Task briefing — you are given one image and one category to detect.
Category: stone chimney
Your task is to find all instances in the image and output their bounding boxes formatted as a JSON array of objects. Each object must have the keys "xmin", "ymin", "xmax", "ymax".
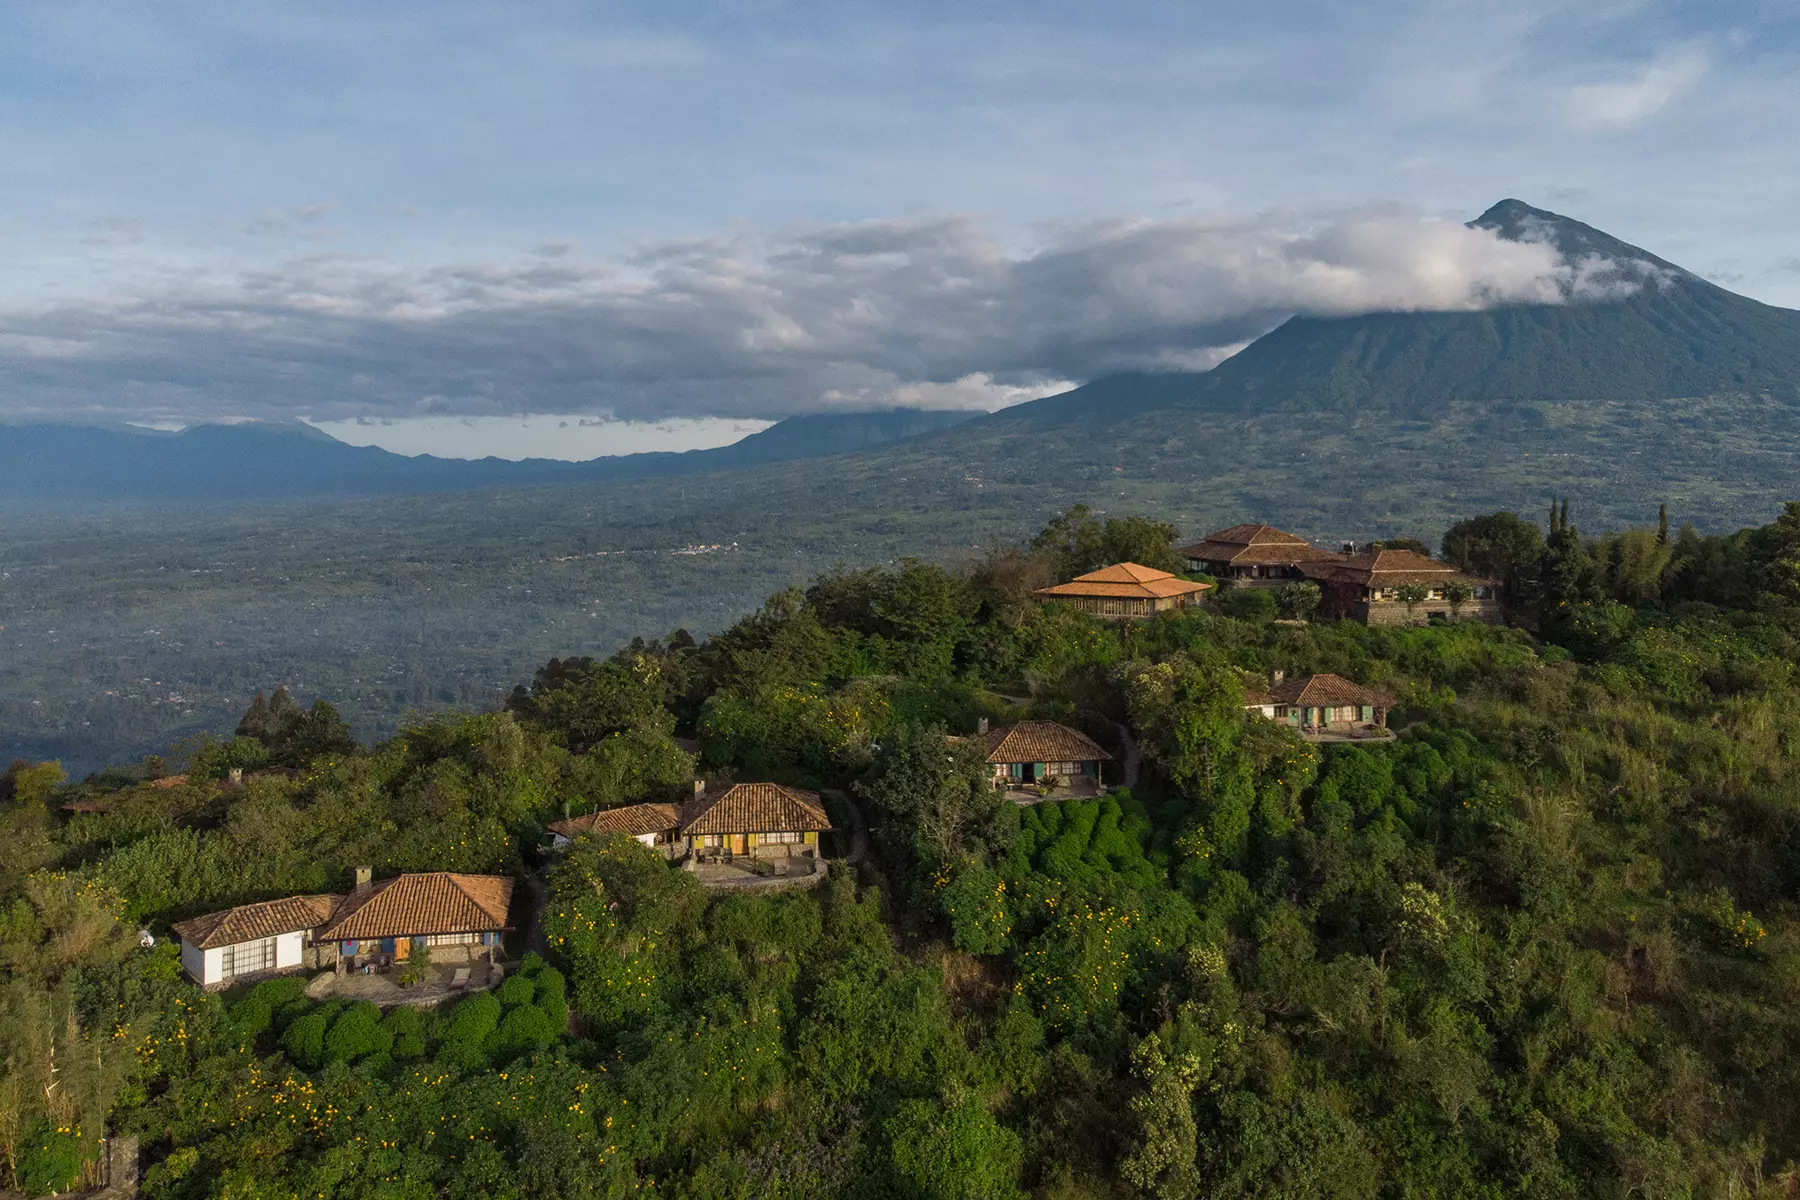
[
  {"xmin": 693, "ymin": 778, "xmax": 707, "ymax": 798},
  {"xmin": 1341, "ymin": 542, "xmax": 1355, "ymax": 555},
  {"xmin": 353, "ymin": 865, "xmax": 372, "ymax": 891},
  {"xmin": 1270, "ymin": 668, "xmax": 1285, "ymax": 685},
  {"xmin": 227, "ymin": 766, "xmax": 244, "ymax": 785},
  {"xmin": 977, "ymin": 716, "xmax": 989, "ymax": 735}
]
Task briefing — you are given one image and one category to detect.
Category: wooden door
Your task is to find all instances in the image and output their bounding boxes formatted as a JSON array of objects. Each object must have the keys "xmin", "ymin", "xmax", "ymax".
[
  {"xmin": 394, "ymin": 938, "xmax": 410, "ymax": 961},
  {"xmin": 732, "ymin": 834, "xmax": 749, "ymax": 856}
]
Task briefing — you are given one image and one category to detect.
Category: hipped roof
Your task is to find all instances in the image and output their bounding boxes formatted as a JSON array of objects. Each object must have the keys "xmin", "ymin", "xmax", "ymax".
[
  {"xmin": 678, "ymin": 782, "xmax": 832, "ymax": 836},
  {"xmin": 317, "ymin": 873, "xmax": 513, "ymax": 941},
  {"xmin": 1177, "ymin": 523, "xmax": 1346, "ymax": 567},
  {"xmin": 1034, "ymin": 562, "xmax": 1213, "ymax": 600},
  {"xmin": 1302, "ymin": 548, "xmax": 1492, "ymax": 588},
  {"xmin": 983, "ymin": 721, "xmax": 1112, "ymax": 764},
  {"xmin": 171, "ymin": 894, "xmax": 341, "ymax": 950},
  {"xmin": 1244, "ymin": 673, "xmax": 1393, "ymax": 708},
  {"xmin": 549, "ymin": 802, "xmax": 681, "ymax": 839}
]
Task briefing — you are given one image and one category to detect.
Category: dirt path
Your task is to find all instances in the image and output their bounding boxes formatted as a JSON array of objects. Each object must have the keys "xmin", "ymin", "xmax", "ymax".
[
  {"xmin": 823, "ymin": 788, "xmax": 869, "ymax": 865},
  {"xmin": 520, "ymin": 871, "xmax": 551, "ymax": 958},
  {"xmin": 1111, "ymin": 720, "xmax": 1142, "ymax": 789}
]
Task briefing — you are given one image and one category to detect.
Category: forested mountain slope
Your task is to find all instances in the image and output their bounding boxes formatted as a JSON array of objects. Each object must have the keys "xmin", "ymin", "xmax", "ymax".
[{"xmin": 7, "ymin": 503, "xmax": 1800, "ymax": 1196}]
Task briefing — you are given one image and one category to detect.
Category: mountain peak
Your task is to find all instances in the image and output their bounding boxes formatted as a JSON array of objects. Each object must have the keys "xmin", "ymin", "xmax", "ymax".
[{"xmin": 1470, "ymin": 198, "xmax": 1684, "ymax": 281}]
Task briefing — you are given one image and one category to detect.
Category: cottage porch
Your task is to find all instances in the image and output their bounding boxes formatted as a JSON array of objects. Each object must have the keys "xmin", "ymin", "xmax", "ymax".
[{"xmin": 305, "ymin": 959, "xmax": 507, "ymax": 1007}]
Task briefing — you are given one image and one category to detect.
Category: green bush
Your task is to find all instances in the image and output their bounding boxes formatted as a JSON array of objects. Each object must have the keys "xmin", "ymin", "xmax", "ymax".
[
  {"xmin": 444, "ymin": 990, "xmax": 502, "ymax": 1048},
  {"xmin": 324, "ymin": 1001, "xmax": 392, "ymax": 1064},
  {"xmin": 382, "ymin": 1005, "xmax": 429, "ymax": 1060},
  {"xmin": 228, "ymin": 994, "xmax": 274, "ymax": 1041},
  {"xmin": 495, "ymin": 972, "xmax": 537, "ymax": 1008},
  {"xmin": 280, "ymin": 1010, "xmax": 328, "ymax": 1068},
  {"xmin": 18, "ymin": 1123, "xmax": 91, "ymax": 1196},
  {"xmin": 483, "ymin": 1003, "xmax": 557, "ymax": 1058}
]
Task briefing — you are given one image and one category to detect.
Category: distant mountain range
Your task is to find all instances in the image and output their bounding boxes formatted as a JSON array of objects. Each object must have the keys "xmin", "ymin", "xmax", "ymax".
[{"xmin": 0, "ymin": 408, "xmax": 976, "ymax": 505}]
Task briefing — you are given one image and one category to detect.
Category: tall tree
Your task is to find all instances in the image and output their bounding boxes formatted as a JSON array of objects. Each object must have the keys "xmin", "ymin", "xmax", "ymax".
[{"xmin": 1440, "ymin": 511, "xmax": 1545, "ymax": 603}]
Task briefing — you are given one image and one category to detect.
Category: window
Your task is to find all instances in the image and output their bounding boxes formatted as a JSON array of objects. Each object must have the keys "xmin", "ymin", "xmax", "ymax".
[
  {"xmin": 702, "ymin": 834, "xmax": 723, "ymax": 848},
  {"xmin": 222, "ymin": 937, "xmax": 276, "ymax": 979},
  {"xmin": 425, "ymin": 932, "xmax": 479, "ymax": 947},
  {"xmin": 761, "ymin": 831, "xmax": 800, "ymax": 844}
]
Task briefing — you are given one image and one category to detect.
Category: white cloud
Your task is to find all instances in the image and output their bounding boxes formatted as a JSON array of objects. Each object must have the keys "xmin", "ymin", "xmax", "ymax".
[
  {"xmin": 1566, "ymin": 50, "xmax": 1709, "ymax": 130},
  {"xmin": 0, "ymin": 203, "xmax": 1640, "ymax": 425}
]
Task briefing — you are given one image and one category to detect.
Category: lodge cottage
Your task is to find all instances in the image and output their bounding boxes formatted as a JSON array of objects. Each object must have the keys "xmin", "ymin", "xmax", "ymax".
[
  {"xmin": 979, "ymin": 719, "xmax": 1112, "ymax": 788},
  {"xmin": 1033, "ymin": 562, "xmax": 1211, "ymax": 619},
  {"xmin": 171, "ymin": 894, "xmax": 339, "ymax": 988},
  {"xmin": 678, "ymin": 781, "xmax": 832, "ymax": 861},
  {"xmin": 170, "ymin": 870, "xmax": 515, "ymax": 987},
  {"xmin": 1243, "ymin": 672, "xmax": 1392, "ymax": 738},
  {"xmin": 1178, "ymin": 523, "xmax": 1345, "ymax": 586},
  {"xmin": 549, "ymin": 781, "xmax": 832, "ymax": 864},
  {"xmin": 548, "ymin": 801, "xmax": 681, "ymax": 851},
  {"xmin": 315, "ymin": 871, "xmax": 514, "ymax": 975},
  {"xmin": 1301, "ymin": 548, "xmax": 1500, "ymax": 626}
]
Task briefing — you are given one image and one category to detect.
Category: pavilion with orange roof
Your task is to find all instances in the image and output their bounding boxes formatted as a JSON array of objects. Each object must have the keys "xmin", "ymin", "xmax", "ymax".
[{"xmin": 1032, "ymin": 562, "xmax": 1211, "ymax": 619}]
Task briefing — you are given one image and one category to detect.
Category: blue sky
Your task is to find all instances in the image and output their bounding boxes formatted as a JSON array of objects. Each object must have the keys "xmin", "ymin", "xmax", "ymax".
[{"xmin": 2, "ymin": 1, "xmax": 1796, "ymax": 454}]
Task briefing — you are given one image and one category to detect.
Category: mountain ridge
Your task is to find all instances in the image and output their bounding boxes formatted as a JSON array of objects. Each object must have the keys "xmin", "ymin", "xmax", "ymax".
[{"xmin": 0, "ymin": 407, "xmax": 977, "ymax": 505}]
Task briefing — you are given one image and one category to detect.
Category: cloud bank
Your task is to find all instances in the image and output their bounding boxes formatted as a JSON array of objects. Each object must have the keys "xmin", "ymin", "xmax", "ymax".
[{"xmin": 0, "ymin": 205, "xmax": 1634, "ymax": 424}]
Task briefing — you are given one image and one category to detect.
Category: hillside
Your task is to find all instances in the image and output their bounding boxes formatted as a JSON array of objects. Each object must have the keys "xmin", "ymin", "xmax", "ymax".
[{"xmin": 0, "ymin": 407, "xmax": 975, "ymax": 505}]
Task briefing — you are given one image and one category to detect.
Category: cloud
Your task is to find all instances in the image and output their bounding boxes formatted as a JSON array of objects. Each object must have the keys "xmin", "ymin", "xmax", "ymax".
[
  {"xmin": 1565, "ymin": 50, "xmax": 1708, "ymax": 130},
  {"xmin": 0, "ymin": 204, "xmax": 1632, "ymax": 425}
]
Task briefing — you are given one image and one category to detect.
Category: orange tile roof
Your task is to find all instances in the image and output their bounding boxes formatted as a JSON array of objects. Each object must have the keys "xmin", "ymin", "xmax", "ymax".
[
  {"xmin": 1033, "ymin": 562, "xmax": 1212, "ymax": 600},
  {"xmin": 1177, "ymin": 523, "xmax": 1345, "ymax": 567},
  {"xmin": 317, "ymin": 873, "xmax": 513, "ymax": 941},
  {"xmin": 1302, "ymin": 548, "xmax": 1492, "ymax": 588},
  {"xmin": 679, "ymin": 782, "xmax": 832, "ymax": 835},
  {"xmin": 983, "ymin": 721, "xmax": 1112, "ymax": 764},
  {"xmin": 171, "ymin": 894, "xmax": 341, "ymax": 950},
  {"xmin": 549, "ymin": 802, "xmax": 680, "ymax": 839},
  {"xmin": 1243, "ymin": 673, "xmax": 1392, "ymax": 708}
]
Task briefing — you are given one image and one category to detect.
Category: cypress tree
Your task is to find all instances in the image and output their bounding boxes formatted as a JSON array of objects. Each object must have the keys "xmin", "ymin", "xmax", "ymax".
[{"xmin": 1658, "ymin": 503, "xmax": 1669, "ymax": 546}]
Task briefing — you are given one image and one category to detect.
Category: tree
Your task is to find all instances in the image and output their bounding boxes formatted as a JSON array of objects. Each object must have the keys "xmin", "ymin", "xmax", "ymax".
[
  {"xmin": 857, "ymin": 724, "xmax": 1014, "ymax": 884},
  {"xmin": 1122, "ymin": 1037, "xmax": 1203, "ymax": 1200},
  {"xmin": 507, "ymin": 655, "xmax": 674, "ymax": 752},
  {"xmin": 1032, "ymin": 505, "xmax": 1182, "ymax": 578},
  {"xmin": 1394, "ymin": 583, "xmax": 1429, "ymax": 621},
  {"xmin": 233, "ymin": 688, "xmax": 355, "ymax": 767},
  {"xmin": 1440, "ymin": 512, "xmax": 1545, "ymax": 603},
  {"xmin": 1594, "ymin": 528, "xmax": 1671, "ymax": 606},
  {"xmin": 1274, "ymin": 581, "xmax": 1321, "ymax": 621},
  {"xmin": 1444, "ymin": 580, "xmax": 1473, "ymax": 621},
  {"xmin": 886, "ymin": 1088, "xmax": 1025, "ymax": 1200}
]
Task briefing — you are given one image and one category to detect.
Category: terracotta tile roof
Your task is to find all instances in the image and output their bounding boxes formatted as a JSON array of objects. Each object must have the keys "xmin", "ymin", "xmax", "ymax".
[
  {"xmin": 1177, "ymin": 523, "xmax": 1346, "ymax": 567},
  {"xmin": 549, "ymin": 802, "xmax": 680, "ymax": 839},
  {"xmin": 317, "ymin": 873, "xmax": 514, "ymax": 941},
  {"xmin": 1302, "ymin": 548, "xmax": 1492, "ymax": 589},
  {"xmin": 679, "ymin": 782, "xmax": 832, "ymax": 835},
  {"xmin": 148, "ymin": 774, "xmax": 190, "ymax": 790},
  {"xmin": 1033, "ymin": 562, "xmax": 1213, "ymax": 600},
  {"xmin": 1243, "ymin": 673, "xmax": 1392, "ymax": 708},
  {"xmin": 171, "ymin": 894, "xmax": 341, "ymax": 950},
  {"xmin": 983, "ymin": 721, "xmax": 1113, "ymax": 764}
]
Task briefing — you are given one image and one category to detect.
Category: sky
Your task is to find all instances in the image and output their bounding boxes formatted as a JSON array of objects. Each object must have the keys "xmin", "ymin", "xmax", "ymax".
[{"xmin": 1, "ymin": 0, "xmax": 1797, "ymax": 458}]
